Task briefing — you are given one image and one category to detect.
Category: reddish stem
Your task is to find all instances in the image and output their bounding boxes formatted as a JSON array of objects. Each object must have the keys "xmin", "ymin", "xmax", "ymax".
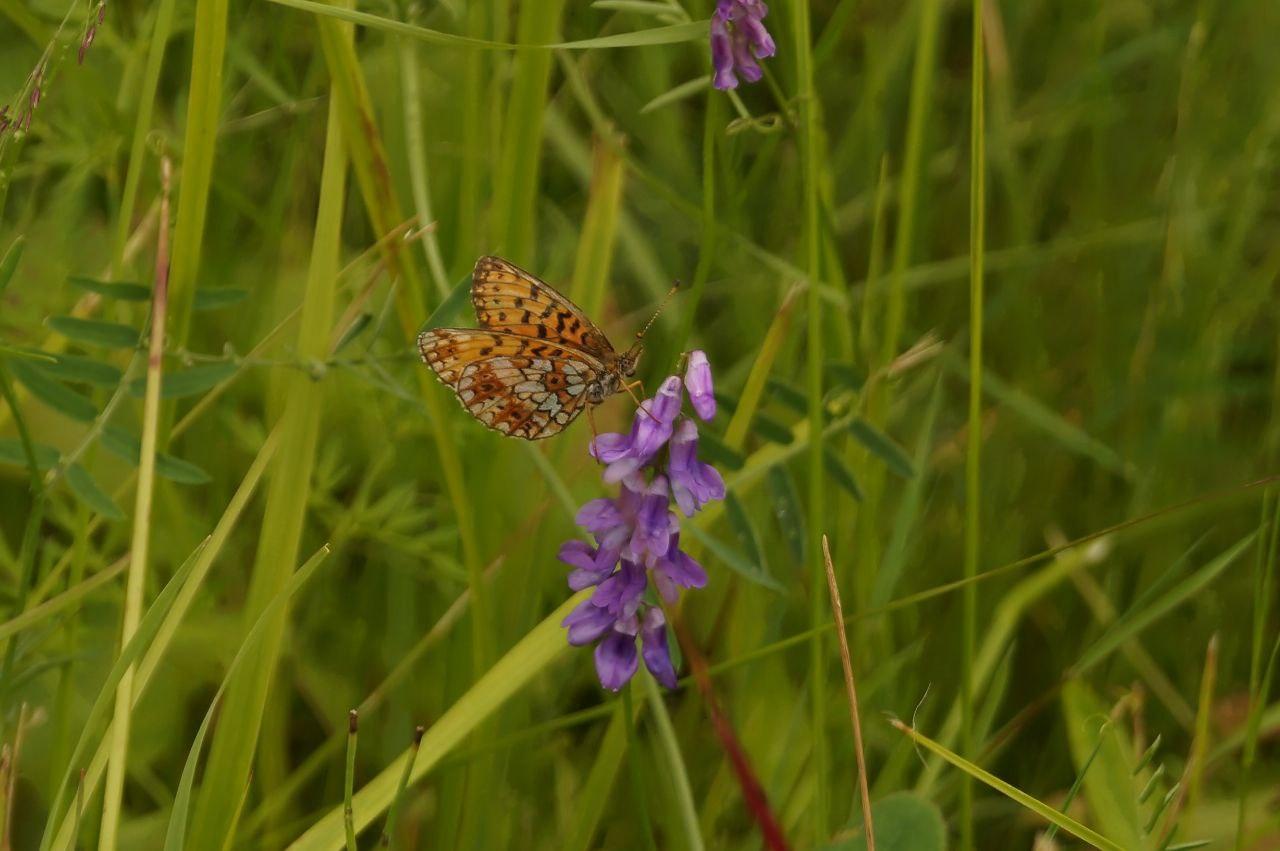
[{"xmin": 672, "ymin": 612, "xmax": 791, "ymax": 851}]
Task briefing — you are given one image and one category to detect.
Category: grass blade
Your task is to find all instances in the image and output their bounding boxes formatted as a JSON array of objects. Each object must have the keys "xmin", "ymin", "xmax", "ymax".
[
  {"xmin": 564, "ymin": 703, "xmax": 632, "ymax": 851},
  {"xmin": 48, "ymin": 426, "xmax": 281, "ymax": 849},
  {"xmin": 379, "ymin": 725, "xmax": 423, "ymax": 847},
  {"xmin": 286, "ymin": 591, "xmax": 588, "ymax": 849},
  {"xmin": 643, "ymin": 674, "xmax": 704, "ymax": 851},
  {"xmin": 163, "ymin": 546, "xmax": 332, "ymax": 851},
  {"xmin": 187, "ymin": 61, "xmax": 347, "ymax": 847},
  {"xmin": 891, "ymin": 718, "xmax": 1123, "ymax": 850},
  {"xmin": 1072, "ymin": 534, "xmax": 1255, "ymax": 675},
  {"xmin": 39, "ymin": 540, "xmax": 209, "ymax": 851}
]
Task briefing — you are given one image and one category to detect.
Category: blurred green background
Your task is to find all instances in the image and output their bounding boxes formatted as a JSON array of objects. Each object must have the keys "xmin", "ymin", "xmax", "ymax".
[{"xmin": 1, "ymin": 0, "xmax": 1278, "ymax": 848}]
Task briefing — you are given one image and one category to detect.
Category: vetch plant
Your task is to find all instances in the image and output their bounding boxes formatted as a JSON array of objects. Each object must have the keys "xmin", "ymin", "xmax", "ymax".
[
  {"xmin": 559, "ymin": 352, "xmax": 724, "ymax": 691},
  {"xmin": 710, "ymin": 0, "xmax": 777, "ymax": 90}
]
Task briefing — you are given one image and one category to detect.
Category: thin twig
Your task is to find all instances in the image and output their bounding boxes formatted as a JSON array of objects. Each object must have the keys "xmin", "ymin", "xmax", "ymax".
[{"xmin": 821, "ymin": 535, "xmax": 875, "ymax": 851}]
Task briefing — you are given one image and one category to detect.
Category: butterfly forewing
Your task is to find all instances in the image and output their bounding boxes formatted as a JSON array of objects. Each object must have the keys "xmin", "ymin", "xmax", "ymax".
[
  {"xmin": 470, "ymin": 255, "xmax": 618, "ymax": 359},
  {"xmin": 418, "ymin": 328, "xmax": 603, "ymax": 440}
]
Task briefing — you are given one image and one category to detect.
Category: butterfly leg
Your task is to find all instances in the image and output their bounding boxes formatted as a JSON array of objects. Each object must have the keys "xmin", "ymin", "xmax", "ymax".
[
  {"xmin": 621, "ymin": 380, "xmax": 664, "ymax": 425},
  {"xmin": 587, "ymin": 406, "xmax": 603, "ymax": 464}
]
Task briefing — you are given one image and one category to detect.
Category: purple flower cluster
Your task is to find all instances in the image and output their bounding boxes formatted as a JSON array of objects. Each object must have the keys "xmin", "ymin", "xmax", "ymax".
[
  {"xmin": 560, "ymin": 351, "xmax": 725, "ymax": 691},
  {"xmin": 710, "ymin": 0, "xmax": 776, "ymax": 90}
]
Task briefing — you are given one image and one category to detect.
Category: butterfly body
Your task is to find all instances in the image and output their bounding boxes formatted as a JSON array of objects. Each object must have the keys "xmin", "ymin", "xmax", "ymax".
[{"xmin": 418, "ymin": 256, "xmax": 640, "ymax": 440}]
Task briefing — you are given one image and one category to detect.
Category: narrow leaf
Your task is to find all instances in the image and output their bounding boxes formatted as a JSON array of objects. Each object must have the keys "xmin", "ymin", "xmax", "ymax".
[
  {"xmin": 1060, "ymin": 681, "xmax": 1145, "ymax": 847},
  {"xmin": 163, "ymin": 546, "xmax": 332, "ymax": 851},
  {"xmin": 10, "ymin": 359, "xmax": 98, "ymax": 422},
  {"xmin": 891, "ymin": 719, "xmax": 1124, "ymax": 850},
  {"xmin": 193, "ymin": 288, "xmax": 249, "ymax": 311},
  {"xmin": 751, "ymin": 411, "xmax": 795, "ymax": 445},
  {"xmin": 418, "ymin": 273, "xmax": 473, "ymax": 333},
  {"xmin": 767, "ymin": 466, "xmax": 805, "ymax": 564},
  {"xmin": 0, "ymin": 437, "xmax": 60, "ymax": 470},
  {"xmin": 47, "ymin": 316, "xmax": 141, "ymax": 349},
  {"xmin": 32, "ymin": 353, "xmax": 124, "ymax": 387},
  {"xmin": 66, "ymin": 464, "xmax": 125, "ymax": 521},
  {"xmin": 823, "ymin": 447, "xmax": 864, "ymax": 500},
  {"xmin": 849, "ymin": 418, "xmax": 915, "ymax": 479},
  {"xmin": 723, "ymin": 491, "xmax": 768, "ymax": 576},
  {"xmin": 0, "ymin": 559, "xmax": 128, "ymax": 641},
  {"xmin": 824, "ymin": 361, "xmax": 865, "ymax": 391},
  {"xmin": 101, "ymin": 427, "xmax": 212, "ymax": 485},
  {"xmin": 683, "ymin": 523, "xmax": 783, "ymax": 591},
  {"xmin": 334, "ymin": 313, "xmax": 374, "ymax": 353},
  {"xmin": 67, "ymin": 276, "xmax": 151, "ymax": 301},
  {"xmin": 767, "ymin": 378, "xmax": 807, "ymax": 415},
  {"xmin": 698, "ymin": 430, "xmax": 745, "ymax": 472},
  {"xmin": 39, "ymin": 541, "xmax": 210, "ymax": 851},
  {"xmin": 640, "ymin": 76, "xmax": 710, "ymax": 113},
  {"xmin": 287, "ymin": 592, "xmax": 587, "ymax": 848},
  {"xmin": 1073, "ymin": 534, "xmax": 1254, "ymax": 675}
]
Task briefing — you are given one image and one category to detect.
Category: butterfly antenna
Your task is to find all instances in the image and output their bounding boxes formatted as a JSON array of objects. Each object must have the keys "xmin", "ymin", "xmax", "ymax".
[{"xmin": 635, "ymin": 281, "xmax": 681, "ymax": 342}]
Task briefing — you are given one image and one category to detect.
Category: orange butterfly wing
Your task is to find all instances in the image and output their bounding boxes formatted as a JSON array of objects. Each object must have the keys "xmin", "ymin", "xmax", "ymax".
[
  {"xmin": 417, "ymin": 328, "xmax": 603, "ymax": 440},
  {"xmin": 470, "ymin": 255, "xmax": 618, "ymax": 360}
]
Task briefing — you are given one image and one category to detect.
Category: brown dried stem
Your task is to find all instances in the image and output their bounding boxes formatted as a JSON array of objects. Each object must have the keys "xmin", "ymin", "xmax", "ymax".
[{"xmin": 822, "ymin": 535, "xmax": 875, "ymax": 850}]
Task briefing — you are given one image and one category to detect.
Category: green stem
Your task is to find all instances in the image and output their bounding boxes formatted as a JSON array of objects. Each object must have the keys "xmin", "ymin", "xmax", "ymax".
[
  {"xmin": 882, "ymin": 0, "xmax": 942, "ymax": 366},
  {"xmin": 791, "ymin": 0, "xmax": 827, "ymax": 838},
  {"xmin": 961, "ymin": 1, "xmax": 986, "ymax": 847},
  {"xmin": 397, "ymin": 32, "xmax": 450, "ymax": 299},
  {"xmin": 669, "ymin": 89, "xmax": 720, "ymax": 367},
  {"xmin": 344, "ymin": 711, "xmax": 358, "ymax": 851},
  {"xmin": 99, "ymin": 158, "xmax": 171, "ymax": 851}
]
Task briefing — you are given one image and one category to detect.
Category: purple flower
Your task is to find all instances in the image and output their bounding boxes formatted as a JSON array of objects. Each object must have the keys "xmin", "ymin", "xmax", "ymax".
[
  {"xmin": 558, "ymin": 540, "xmax": 613, "ymax": 591},
  {"xmin": 590, "ymin": 376, "xmax": 683, "ymax": 483},
  {"xmin": 685, "ymin": 350, "xmax": 716, "ymax": 420},
  {"xmin": 668, "ymin": 419, "xmax": 725, "ymax": 516},
  {"xmin": 562, "ymin": 598, "xmax": 617, "ymax": 646},
  {"xmin": 596, "ymin": 630, "xmax": 640, "ymax": 691},
  {"xmin": 711, "ymin": 0, "xmax": 776, "ymax": 91},
  {"xmin": 561, "ymin": 356, "xmax": 726, "ymax": 691},
  {"xmin": 628, "ymin": 476, "xmax": 676, "ymax": 564},
  {"xmin": 641, "ymin": 608, "xmax": 677, "ymax": 688},
  {"xmin": 652, "ymin": 533, "xmax": 708, "ymax": 603},
  {"xmin": 592, "ymin": 561, "xmax": 647, "ymax": 621}
]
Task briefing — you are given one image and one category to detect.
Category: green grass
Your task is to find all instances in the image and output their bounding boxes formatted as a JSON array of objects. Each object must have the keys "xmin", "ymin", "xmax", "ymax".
[{"xmin": 2, "ymin": 0, "xmax": 1280, "ymax": 849}]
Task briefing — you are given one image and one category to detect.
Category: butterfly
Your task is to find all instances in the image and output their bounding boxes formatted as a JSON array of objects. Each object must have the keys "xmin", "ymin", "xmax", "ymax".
[{"xmin": 418, "ymin": 256, "xmax": 667, "ymax": 441}]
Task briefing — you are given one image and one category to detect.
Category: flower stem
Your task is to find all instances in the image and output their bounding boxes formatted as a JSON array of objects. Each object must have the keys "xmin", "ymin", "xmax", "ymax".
[{"xmin": 623, "ymin": 684, "xmax": 659, "ymax": 851}]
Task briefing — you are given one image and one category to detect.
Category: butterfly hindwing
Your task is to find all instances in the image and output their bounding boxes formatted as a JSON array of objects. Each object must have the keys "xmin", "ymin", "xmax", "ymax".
[
  {"xmin": 417, "ymin": 328, "xmax": 602, "ymax": 440},
  {"xmin": 470, "ymin": 255, "xmax": 617, "ymax": 359}
]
